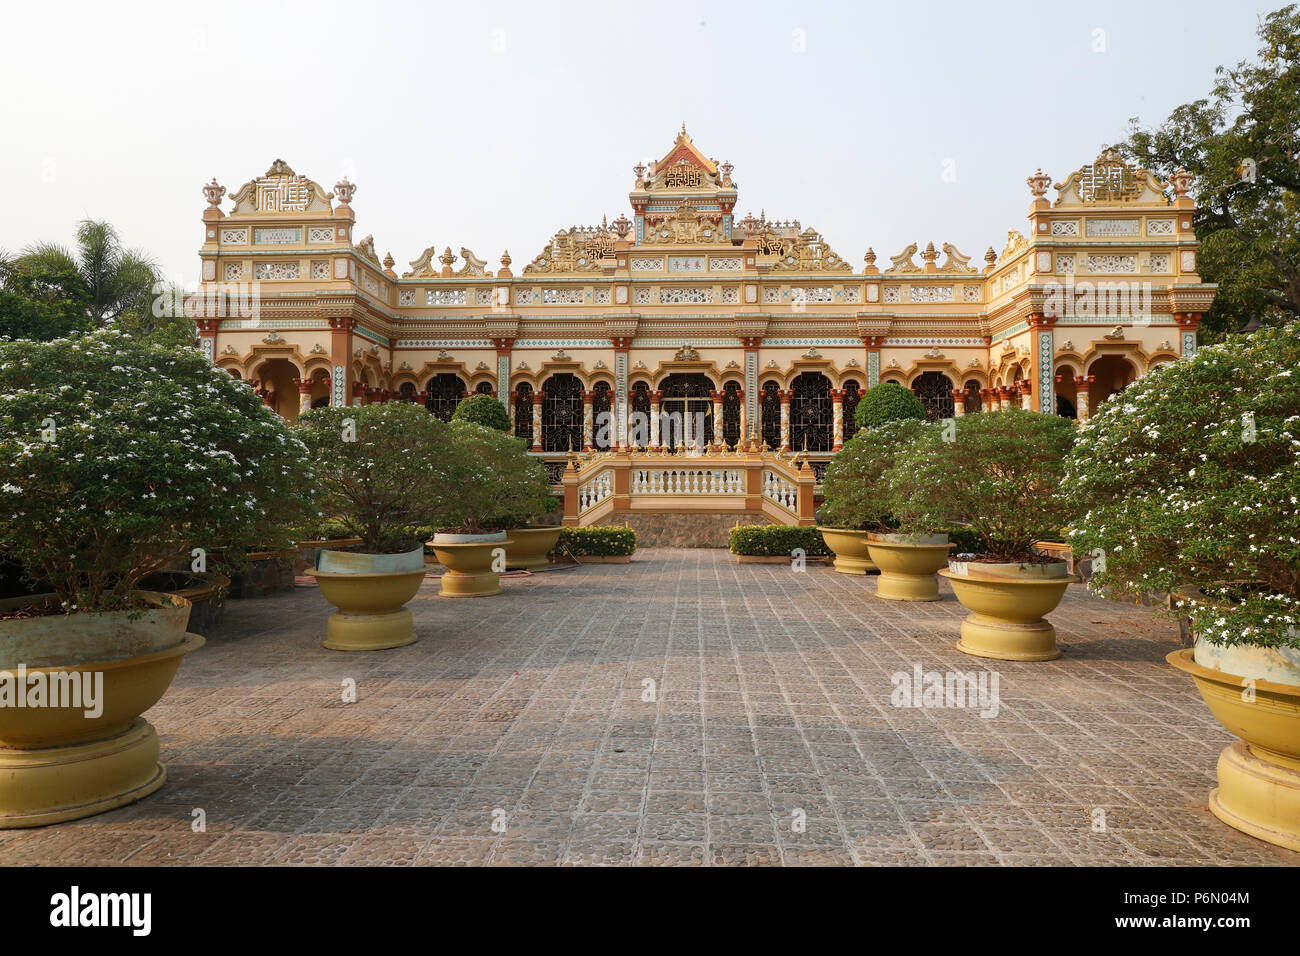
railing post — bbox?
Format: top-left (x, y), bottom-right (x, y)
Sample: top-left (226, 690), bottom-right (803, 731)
top-left (796, 458), bottom-right (817, 525)
top-left (562, 458), bottom-right (580, 526)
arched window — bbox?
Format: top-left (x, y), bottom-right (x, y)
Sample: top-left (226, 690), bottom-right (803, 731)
top-left (541, 373), bottom-right (583, 452)
top-left (912, 371), bottom-right (955, 421)
top-left (721, 381), bottom-right (742, 449)
top-left (629, 382), bottom-right (651, 449)
top-left (592, 381), bottom-right (613, 451)
top-left (475, 381), bottom-right (494, 395)
top-left (658, 372), bottom-right (715, 451)
top-left (760, 381), bottom-right (781, 450)
top-left (841, 380), bottom-right (862, 442)
top-left (398, 382), bottom-right (417, 403)
top-left (513, 383), bottom-right (533, 443)
top-left (789, 371), bottom-right (832, 452)
top-left (425, 373), bottom-right (466, 421)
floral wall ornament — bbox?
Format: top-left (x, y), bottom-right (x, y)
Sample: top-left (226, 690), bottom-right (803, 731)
top-left (846, 358), bottom-right (860, 368)
top-left (399, 360), bottom-right (412, 370)
top-left (674, 345), bottom-right (701, 361)
top-left (1060, 340), bottom-right (1074, 352)
top-left (262, 330), bottom-right (286, 344)
top-left (222, 344), bottom-right (239, 355)
top-left (437, 349), bottom-right (453, 360)
top-left (553, 349), bottom-right (570, 360)
top-left (802, 348), bottom-right (822, 359)
top-left (1104, 327), bottom-right (1126, 340)
top-left (924, 347), bottom-right (944, 359)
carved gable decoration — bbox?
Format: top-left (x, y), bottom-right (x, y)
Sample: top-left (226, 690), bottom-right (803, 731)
top-left (938, 243), bottom-right (977, 274)
top-left (770, 228), bottom-right (851, 273)
top-left (524, 223), bottom-right (618, 273)
top-left (642, 203), bottom-right (723, 246)
top-left (355, 234), bottom-right (381, 265)
top-left (1053, 148), bottom-right (1168, 206)
top-left (456, 248), bottom-right (488, 277)
top-left (404, 246), bottom-right (439, 278)
top-left (229, 159), bottom-right (333, 214)
top-left (885, 243), bottom-right (922, 274)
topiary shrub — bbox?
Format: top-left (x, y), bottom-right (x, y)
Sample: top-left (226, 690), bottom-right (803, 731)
top-left (818, 418), bottom-right (928, 531)
top-left (296, 401), bottom-right (469, 553)
top-left (555, 526), bottom-right (637, 556)
top-left (854, 381), bottom-right (927, 430)
top-left (1064, 324), bottom-right (1300, 649)
top-left (0, 329), bottom-right (315, 611)
top-left (451, 392), bottom-right (512, 431)
top-left (446, 420), bottom-right (555, 533)
top-left (729, 525), bottom-right (828, 556)
top-left (888, 408), bottom-right (1077, 563)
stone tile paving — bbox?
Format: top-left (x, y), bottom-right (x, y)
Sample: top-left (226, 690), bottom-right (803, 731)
top-left (5, 548), bottom-right (1296, 867)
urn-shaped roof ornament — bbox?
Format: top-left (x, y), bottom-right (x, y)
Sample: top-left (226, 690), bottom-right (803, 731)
top-left (1171, 166), bottom-right (1195, 198)
top-left (1026, 168), bottom-right (1052, 199)
top-left (202, 178), bottom-right (226, 209)
top-left (611, 213), bottom-right (632, 239)
top-left (333, 177), bottom-right (356, 206)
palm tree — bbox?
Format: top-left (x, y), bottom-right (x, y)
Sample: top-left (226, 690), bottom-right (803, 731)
top-left (14, 219), bottom-right (159, 326)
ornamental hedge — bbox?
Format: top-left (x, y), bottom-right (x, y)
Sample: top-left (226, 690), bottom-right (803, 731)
top-left (0, 329), bottom-right (315, 611)
top-left (1064, 323), bottom-right (1300, 649)
top-left (854, 381), bottom-right (926, 430)
top-left (555, 526), bottom-right (637, 556)
top-left (451, 392), bottom-right (511, 431)
top-left (729, 525), bottom-right (828, 556)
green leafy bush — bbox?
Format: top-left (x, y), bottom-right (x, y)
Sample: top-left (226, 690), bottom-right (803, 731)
top-left (451, 392), bottom-right (511, 431)
top-left (729, 525), bottom-right (828, 556)
top-left (818, 418), bottom-right (928, 531)
top-left (296, 402), bottom-right (469, 553)
top-left (854, 381), bottom-right (926, 430)
top-left (888, 408), bottom-right (1077, 563)
top-left (1064, 324), bottom-right (1300, 649)
top-left (447, 421), bottom-right (555, 533)
top-left (0, 329), bottom-right (315, 610)
top-left (556, 526), bottom-right (637, 556)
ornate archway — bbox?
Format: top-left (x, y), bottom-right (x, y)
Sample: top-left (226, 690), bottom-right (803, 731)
top-left (658, 372), bottom-right (715, 451)
top-left (425, 373), bottom-right (466, 421)
top-left (913, 371), bottom-right (955, 421)
top-left (789, 371), bottom-right (832, 452)
top-left (541, 372), bottom-right (583, 452)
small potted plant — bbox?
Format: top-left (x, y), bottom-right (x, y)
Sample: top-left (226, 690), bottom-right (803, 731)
top-left (1067, 323), bottom-right (1300, 849)
top-left (0, 329), bottom-right (311, 825)
top-left (817, 383), bottom-right (926, 574)
top-left (428, 420), bottom-right (553, 596)
top-left (296, 402), bottom-right (468, 649)
top-left (451, 394), bottom-right (563, 570)
top-left (891, 408), bottom-right (1079, 658)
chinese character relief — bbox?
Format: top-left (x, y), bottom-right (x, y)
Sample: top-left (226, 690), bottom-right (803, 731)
top-left (1052, 147), bottom-right (1169, 206)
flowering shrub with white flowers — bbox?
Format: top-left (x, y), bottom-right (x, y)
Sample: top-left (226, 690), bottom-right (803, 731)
top-left (0, 330), bottom-right (315, 612)
top-left (1064, 323), bottom-right (1300, 649)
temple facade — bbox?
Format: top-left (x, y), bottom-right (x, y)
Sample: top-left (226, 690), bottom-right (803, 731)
top-left (193, 130), bottom-right (1215, 533)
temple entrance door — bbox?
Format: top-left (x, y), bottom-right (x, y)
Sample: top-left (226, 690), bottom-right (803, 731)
top-left (658, 373), bottom-right (716, 452)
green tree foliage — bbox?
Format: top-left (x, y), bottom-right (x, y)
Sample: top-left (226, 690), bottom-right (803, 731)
top-left (1064, 324), bottom-right (1300, 649)
top-left (0, 330), bottom-right (315, 610)
top-left (818, 419), bottom-right (928, 531)
top-left (1118, 5), bottom-right (1300, 340)
top-left (451, 392), bottom-right (512, 431)
top-left (447, 421), bottom-right (557, 533)
top-left (888, 409), bottom-right (1077, 563)
top-left (854, 381), bottom-right (927, 429)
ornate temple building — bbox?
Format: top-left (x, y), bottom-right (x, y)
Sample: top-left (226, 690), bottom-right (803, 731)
top-left (193, 130), bottom-right (1215, 537)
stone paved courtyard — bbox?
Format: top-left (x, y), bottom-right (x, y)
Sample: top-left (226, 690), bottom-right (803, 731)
top-left (6, 548), bottom-right (1296, 866)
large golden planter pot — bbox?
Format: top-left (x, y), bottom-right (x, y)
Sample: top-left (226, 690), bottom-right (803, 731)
top-left (816, 528), bottom-right (876, 575)
top-left (311, 568), bottom-right (427, 651)
top-left (1167, 648), bottom-right (1300, 851)
top-left (939, 567), bottom-right (1078, 661)
top-left (866, 534), bottom-right (951, 601)
top-left (0, 593), bottom-right (203, 828)
top-left (429, 539), bottom-right (513, 598)
top-left (505, 527), bottom-right (562, 571)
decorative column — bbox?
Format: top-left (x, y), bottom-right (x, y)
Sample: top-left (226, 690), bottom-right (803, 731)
top-left (736, 389), bottom-right (746, 449)
top-left (831, 388), bottom-right (845, 449)
top-left (862, 335), bottom-right (884, 389)
top-left (779, 389), bottom-right (791, 451)
top-left (611, 337), bottom-right (632, 451)
top-left (950, 389), bottom-right (965, 418)
top-left (1018, 380), bottom-right (1033, 411)
top-left (508, 389), bottom-right (518, 427)
top-left (1074, 376), bottom-right (1094, 421)
top-left (582, 390), bottom-right (594, 451)
top-left (531, 390), bottom-right (544, 452)
top-left (492, 337), bottom-right (514, 409)
top-left (1028, 313), bottom-right (1057, 414)
top-left (979, 388), bottom-right (993, 413)
top-left (710, 390), bottom-right (723, 451)
top-left (328, 315), bottom-right (357, 407)
top-left (648, 390), bottom-right (661, 450)
top-left (1176, 312), bottom-right (1200, 358)
top-left (742, 337), bottom-right (762, 442)
top-left (294, 378), bottom-right (313, 414)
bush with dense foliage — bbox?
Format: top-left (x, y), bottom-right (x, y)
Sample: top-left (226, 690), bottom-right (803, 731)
top-left (296, 402), bottom-right (468, 553)
top-left (888, 408), bottom-right (1077, 563)
top-left (818, 419), bottom-right (928, 531)
top-left (0, 330), bottom-right (315, 611)
top-left (729, 525), bottom-right (828, 557)
top-left (451, 392), bottom-right (512, 431)
top-left (854, 381), bottom-right (927, 430)
top-left (555, 526), bottom-right (637, 557)
top-left (1064, 323), bottom-right (1300, 648)
top-left (446, 421), bottom-right (555, 533)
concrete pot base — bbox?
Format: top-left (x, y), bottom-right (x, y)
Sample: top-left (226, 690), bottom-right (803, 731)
top-left (0, 718), bottom-right (166, 828)
top-left (1210, 741), bottom-right (1300, 852)
top-left (957, 614), bottom-right (1062, 662)
top-left (816, 528), bottom-right (876, 575)
top-left (324, 608), bottom-right (417, 651)
top-left (867, 536), bottom-right (951, 602)
top-left (940, 568), bottom-right (1076, 661)
top-left (311, 567), bottom-right (427, 651)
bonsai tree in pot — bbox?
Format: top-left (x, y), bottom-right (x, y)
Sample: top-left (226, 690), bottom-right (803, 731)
top-left (1065, 323), bottom-right (1300, 849)
top-left (429, 421), bottom-right (554, 595)
top-left (891, 408), bottom-right (1079, 659)
top-left (0, 329), bottom-right (313, 825)
top-left (296, 401), bottom-right (469, 649)
top-left (817, 383), bottom-right (927, 575)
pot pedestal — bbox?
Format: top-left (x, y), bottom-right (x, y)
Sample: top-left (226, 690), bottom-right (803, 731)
top-left (816, 528), bottom-right (876, 575)
top-left (940, 568), bottom-right (1076, 661)
top-left (866, 536), bottom-right (951, 602)
top-left (506, 527), bottom-right (562, 571)
top-left (0, 718), bottom-right (165, 828)
top-left (429, 540), bottom-right (512, 598)
top-left (311, 568), bottom-right (426, 651)
top-left (1167, 648), bottom-right (1300, 851)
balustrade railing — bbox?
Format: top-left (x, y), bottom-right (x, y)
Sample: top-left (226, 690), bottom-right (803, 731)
top-left (631, 468), bottom-right (743, 495)
top-left (577, 471), bottom-right (613, 512)
top-left (761, 470), bottom-right (799, 512)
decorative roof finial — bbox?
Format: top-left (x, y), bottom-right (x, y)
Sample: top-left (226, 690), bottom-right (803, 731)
top-left (1171, 166), bottom-right (1195, 199)
top-left (202, 177), bottom-right (225, 209)
top-left (333, 177), bottom-right (356, 206)
top-left (1026, 168), bottom-right (1052, 199)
